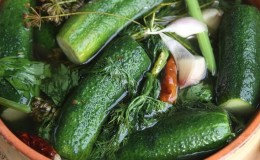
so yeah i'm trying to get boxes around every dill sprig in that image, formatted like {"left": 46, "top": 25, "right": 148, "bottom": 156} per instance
{"left": 41, "top": 0, "right": 83, "bottom": 24}
{"left": 31, "top": 97, "right": 60, "bottom": 141}
{"left": 89, "top": 48, "right": 171, "bottom": 160}
{"left": 104, "top": 57, "right": 137, "bottom": 96}
{"left": 41, "top": 0, "right": 71, "bottom": 24}
{"left": 24, "top": 0, "right": 85, "bottom": 27}
{"left": 81, "top": 56, "right": 138, "bottom": 97}
{"left": 23, "top": 0, "right": 143, "bottom": 28}
{"left": 90, "top": 96, "right": 170, "bottom": 159}
{"left": 23, "top": 4, "right": 43, "bottom": 28}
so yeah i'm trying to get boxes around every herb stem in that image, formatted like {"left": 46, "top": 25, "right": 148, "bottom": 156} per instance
{"left": 0, "top": 97, "right": 31, "bottom": 113}
{"left": 57, "top": 0, "right": 77, "bottom": 5}
{"left": 151, "top": 48, "right": 169, "bottom": 77}
{"left": 185, "top": 0, "right": 216, "bottom": 75}
{"left": 28, "top": 9, "right": 144, "bottom": 27}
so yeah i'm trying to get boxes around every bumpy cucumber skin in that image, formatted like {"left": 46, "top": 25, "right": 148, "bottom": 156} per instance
{"left": 57, "top": 0, "right": 172, "bottom": 64}
{"left": 0, "top": 0, "right": 33, "bottom": 105}
{"left": 216, "top": 5, "right": 260, "bottom": 107}
{"left": 0, "top": 0, "right": 33, "bottom": 58}
{"left": 117, "top": 108, "right": 234, "bottom": 160}
{"left": 53, "top": 36, "right": 151, "bottom": 160}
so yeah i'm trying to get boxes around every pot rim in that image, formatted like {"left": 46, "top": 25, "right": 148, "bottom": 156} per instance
{"left": 0, "top": 120, "right": 50, "bottom": 160}
{"left": 206, "top": 108, "right": 260, "bottom": 159}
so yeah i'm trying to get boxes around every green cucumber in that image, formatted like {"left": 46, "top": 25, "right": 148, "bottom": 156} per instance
{"left": 117, "top": 107, "right": 234, "bottom": 160}
{"left": 216, "top": 5, "right": 260, "bottom": 116}
{"left": 0, "top": 0, "right": 34, "bottom": 109}
{"left": 57, "top": 0, "right": 174, "bottom": 64}
{"left": 53, "top": 36, "right": 151, "bottom": 160}
{"left": 0, "top": 0, "right": 33, "bottom": 58}
{"left": 34, "top": 23, "right": 58, "bottom": 57}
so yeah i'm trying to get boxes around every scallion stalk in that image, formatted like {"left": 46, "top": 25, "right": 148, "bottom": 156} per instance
{"left": 185, "top": 0, "right": 216, "bottom": 75}
{"left": 0, "top": 97, "right": 31, "bottom": 113}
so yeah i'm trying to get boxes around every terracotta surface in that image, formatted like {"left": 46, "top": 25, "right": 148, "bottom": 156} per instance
{"left": 0, "top": 120, "right": 50, "bottom": 160}
{"left": 0, "top": 0, "right": 259, "bottom": 159}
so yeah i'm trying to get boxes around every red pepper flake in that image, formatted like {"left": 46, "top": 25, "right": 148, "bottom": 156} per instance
{"left": 16, "top": 132, "right": 61, "bottom": 160}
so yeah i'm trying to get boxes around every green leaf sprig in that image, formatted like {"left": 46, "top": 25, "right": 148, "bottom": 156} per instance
{"left": 0, "top": 57, "right": 51, "bottom": 99}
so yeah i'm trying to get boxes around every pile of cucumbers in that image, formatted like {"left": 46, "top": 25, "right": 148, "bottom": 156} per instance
{"left": 0, "top": 0, "right": 260, "bottom": 160}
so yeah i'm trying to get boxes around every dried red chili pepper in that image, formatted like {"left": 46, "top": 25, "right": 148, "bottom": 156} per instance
{"left": 16, "top": 132, "right": 61, "bottom": 160}
{"left": 160, "top": 55, "right": 178, "bottom": 103}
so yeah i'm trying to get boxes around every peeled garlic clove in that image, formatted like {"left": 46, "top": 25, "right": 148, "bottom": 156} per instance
{"left": 161, "top": 17, "right": 207, "bottom": 38}
{"left": 178, "top": 56, "right": 207, "bottom": 89}
{"left": 159, "top": 33, "right": 193, "bottom": 60}
{"left": 202, "top": 8, "right": 223, "bottom": 32}
{"left": 147, "top": 17, "right": 208, "bottom": 38}
{"left": 159, "top": 33, "right": 207, "bottom": 88}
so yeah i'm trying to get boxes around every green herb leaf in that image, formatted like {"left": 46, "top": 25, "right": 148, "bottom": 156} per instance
{"left": 0, "top": 57, "right": 51, "bottom": 99}
{"left": 90, "top": 51, "right": 171, "bottom": 159}
{"left": 40, "top": 64, "right": 79, "bottom": 105}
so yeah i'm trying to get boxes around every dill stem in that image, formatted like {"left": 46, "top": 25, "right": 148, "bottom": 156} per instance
{"left": 151, "top": 48, "right": 169, "bottom": 77}
{"left": 57, "top": 0, "right": 77, "bottom": 5}
{"left": 40, "top": 11, "right": 144, "bottom": 27}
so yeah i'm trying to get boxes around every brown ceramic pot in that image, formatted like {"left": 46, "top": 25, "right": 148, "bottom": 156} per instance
{"left": 0, "top": 110, "right": 259, "bottom": 160}
{"left": 0, "top": 0, "right": 259, "bottom": 159}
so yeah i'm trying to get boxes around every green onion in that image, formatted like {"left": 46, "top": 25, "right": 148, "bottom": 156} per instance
{"left": 185, "top": 0, "right": 216, "bottom": 75}
{"left": 0, "top": 97, "right": 31, "bottom": 113}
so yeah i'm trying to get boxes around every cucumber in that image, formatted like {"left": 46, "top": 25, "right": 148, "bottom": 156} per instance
{"left": 0, "top": 0, "right": 34, "bottom": 109}
{"left": 216, "top": 5, "right": 260, "bottom": 116}
{"left": 34, "top": 23, "right": 58, "bottom": 57}
{"left": 53, "top": 36, "right": 151, "bottom": 160}
{"left": 0, "top": 0, "right": 33, "bottom": 58}
{"left": 116, "top": 107, "right": 234, "bottom": 160}
{"left": 57, "top": 0, "right": 173, "bottom": 64}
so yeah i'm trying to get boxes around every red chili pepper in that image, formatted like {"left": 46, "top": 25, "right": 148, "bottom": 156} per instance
{"left": 16, "top": 132, "right": 60, "bottom": 160}
{"left": 160, "top": 55, "right": 178, "bottom": 104}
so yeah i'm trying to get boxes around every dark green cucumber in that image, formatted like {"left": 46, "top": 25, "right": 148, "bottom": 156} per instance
{"left": 57, "top": 0, "right": 174, "bottom": 64}
{"left": 117, "top": 107, "right": 234, "bottom": 160}
{"left": 34, "top": 23, "right": 58, "bottom": 56}
{"left": 53, "top": 36, "right": 151, "bottom": 160}
{"left": 216, "top": 5, "right": 260, "bottom": 116}
{"left": 0, "top": 0, "right": 33, "bottom": 58}
{"left": 0, "top": 0, "right": 34, "bottom": 95}
{"left": 0, "top": 0, "right": 34, "bottom": 110}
